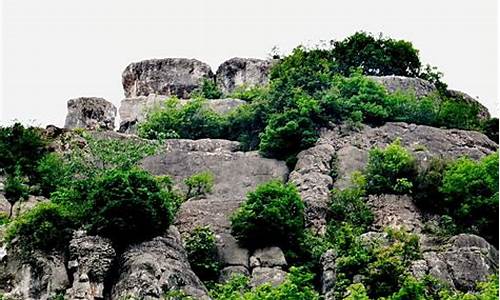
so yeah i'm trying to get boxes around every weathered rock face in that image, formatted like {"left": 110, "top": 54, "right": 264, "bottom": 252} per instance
{"left": 140, "top": 138, "right": 288, "bottom": 281}
{"left": 118, "top": 95, "right": 246, "bottom": 133}
{"left": 411, "top": 234, "right": 499, "bottom": 291}
{"left": 369, "top": 75, "right": 437, "bottom": 98}
{"left": 216, "top": 58, "right": 274, "bottom": 94}
{"left": 367, "top": 194, "right": 424, "bottom": 234}
{"left": 320, "top": 250, "right": 337, "bottom": 300}
{"left": 66, "top": 231, "right": 115, "bottom": 300}
{"left": 0, "top": 248, "right": 69, "bottom": 300}
{"left": 291, "top": 122, "right": 498, "bottom": 234}
{"left": 11, "top": 195, "right": 49, "bottom": 218}
{"left": 122, "top": 58, "right": 213, "bottom": 99}
{"left": 249, "top": 247, "right": 287, "bottom": 287}
{"left": 64, "top": 97, "right": 117, "bottom": 131}
{"left": 111, "top": 226, "right": 209, "bottom": 300}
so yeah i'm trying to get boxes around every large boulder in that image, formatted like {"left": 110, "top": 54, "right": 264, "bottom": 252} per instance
{"left": 367, "top": 194, "right": 424, "bottom": 234}
{"left": 249, "top": 247, "right": 287, "bottom": 287}
{"left": 410, "top": 234, "right": 499, "bottom": 291}
{"left": 216, "top": 58, "right": 274, "bottom": 94}
{"left": 140, "top": 139, "right": 288, "bottom": 281}
{"left": 118, "top": 95, "right": 245, "bottom": 133}
{"left": 64, "top": 97, "right": 117, "bottom": 131}
{"left": 291, "top": 122, "right": 498, "bottom": 233}
{"left": 369, "top": 75, "right": 437, "bottom": 98}
{"left": 111, "top": 226, "right": 209, "bottom": 300}
{"left": 0, "top": 248, "right": 69, "bottom": 300}
{"left": 65, "top": 230, "right": 116, "bottom": 300}
{"left": 122, "top": 58, "right": 213, "bottom": 99}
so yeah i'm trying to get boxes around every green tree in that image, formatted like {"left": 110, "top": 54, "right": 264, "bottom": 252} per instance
{"left": 185, "top": 226, "right": 221, "bottom": 282}
{"left": 231, "top": 180, "right": 305, "bottom": 249}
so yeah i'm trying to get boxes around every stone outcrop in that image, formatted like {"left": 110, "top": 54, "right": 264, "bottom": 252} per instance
{"left": 111, "top": 226, "right": 209, "bottom": 300}
{"left": 369, "top": 75, "right": 437, "bottom": 98}
{"left": 367, "top": 194, "right": 424, "bottom": 234}
{"left": 320, "top": 250, "right": 337, "bottom": 300}
{"left": 122, "top": 58, "right": 212, "bottom": 99}
{"left": 291, "top": 122, "right": 498, "bottom": 233}
{"left": 118, "top": 95, "right": 245, "bottom": 133}
{"left": 66, "top": 231, "right": 115, "bottom": 300}
{"left": 411, "top": 234, "right": 499, "bottom": 291}
{"left": 140, "top": 138, "right": 288, "bottom": 282}
{"left": 11, "top": 195, "right": 49, "bottom": 218}
{"left": 64, "top": 97, "right": 117, "bottom": 131}
{"left": 216, "top": 58, "right": 274, "bottom": 94}
{"left": 249, "top": 247, "right": 287, "bottom": 287}
{"left": 0, "top": 248, "right": 69, "bottom": 300}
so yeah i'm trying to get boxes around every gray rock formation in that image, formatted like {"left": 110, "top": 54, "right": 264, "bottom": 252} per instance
{"left": 291, "top": 122, "right": 498, "bottom": 233}
{"left": 216, "top": 58, "right": 274, "bottom": 94}
{"left": 111, "top": 226, "right": 209, "bottom": 300}
{"left": 249, "top": 247, "right": 287, "bottom": 287}
{"left": 66, "top": 230, "right": 115, "bottom": 300}
{"left": 369, "top": 75, "right": 437, "bottom": 98}
{"left": 122, "top": 58, "right": 213, "bottom": 98}
{"left": 118, "top": 95, "right": 245, "bottom": 133}
{"left": 410, "top": 234, "right": 499, "bottom": 291}
{"left": 0, "top": 248, "right": 69, "bottom": 300}
{"left": 320, "top": 250, "right": 337, "bottom": 300}
{"left": 64, "top": 97, "right": 117, "bottom": 131}
{"left": 140, "top": 138, "right": 288, "bottom": 283}
{"left": 367, "top": 194, "right": 424, "bottom": 234}
{"left": 11, "top": 195, "right": 49, "bottom": 218}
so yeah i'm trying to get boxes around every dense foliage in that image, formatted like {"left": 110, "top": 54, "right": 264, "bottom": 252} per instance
{"left": 185, "top": 226, "right": 221, "bottom": 282}
{"left": 209, "top": 267, "right": 319, "bottom": 300}
{"left": 364, "top": 141, "right": 417, "bottom": 194}
{"left": 231, "top": 180, "right": 305, "bottom": 249}
{"left": 331, "top": 31, "right": 421, "bottom": 77}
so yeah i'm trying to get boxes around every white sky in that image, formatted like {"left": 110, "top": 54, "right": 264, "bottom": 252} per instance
{"left": 1, "top": 0, "right": 498, "bottom": 127}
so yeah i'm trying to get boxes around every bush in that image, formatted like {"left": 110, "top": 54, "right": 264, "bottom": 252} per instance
{"left": 480, "top": 117, "right": 499, "bottom": 143}
{"left": 413, "top": 158, "right": 450, "bottom": 213}
{"left": 228, "top": 85, "right": 269, "bottom": 102}
{"left": 332, "top": 31, "right": 421, "bottom": 77}
{"left": 209, "top": 267, "right": 319, "bottom": 300}
{"left": 138, "top": 98, "right": 226, "bottom": 140}
{"left": 34, "top": 153, "right": 70, "bottom": 197}
{"left": 184, "top": 171, "right": 215, "bottom": 199}
{"left": 87, "top": 168, "right": 177, "bottom": 249}
{"left": 185, "top": 226, "right": 221, "bottom": 282}
{"left": 330, "top": 186, "right": 373, "bottom": 232}
{"left": 365, "top": 141, "right": 417, "bottom": 195}
{"left": 194, "top": 78, "right": 223, "bottom": 99}
{"left": 0, "top": 123, "right": 47, "bottom": 177}
{"left": 231, "top": 180, "right": 305, "bottom": 249}
{"left": 259, "top": 95, "right": 321, "bottom": 161}
{"left": 436, "top": 99, "right": 481, "bottom": 130}
{"left": 4, "top": 167, "right": 30, "bottom": 217}
{"left": 6, "top": 202, "right": 74, "bottom": 253}
{"left": 440, "top": 152, "right": 498, "bottom": 245}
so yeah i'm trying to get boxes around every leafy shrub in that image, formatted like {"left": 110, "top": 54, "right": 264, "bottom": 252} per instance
{"left": 413, "top": 158, "right": 450, "bottom": 212}
{"left": 194, "top": 78, "right": 223, "bottom": 99}
{"left": 87, "top": 168, "right": 177, "bottom": 249}
{"left": 33, "top": 153, "right": 70, "bottom": 197}
{"left": 6, "top": 202, "right": 74, "bottom": 253}
{"left": 231, "top": 180, "right": 305, "bottom": 249}
{"left": 440, "top": 152, "right": 498, "bottom": 245}
{"left": 185, "top": 226, "right": 221, "bottom": 281}
{"left": 184, "top": 171, "right": 215, "bottom": 199}
{"left": 480, "top": 117, "right": 499, "bottom": 143}
{"left": 268, "top": 46, "right": 337, "bottom": 110}
{"left": 4, "top": 167, "right": 30, "bottom": 217}
{"left": 209, "top": 267, "right": 319, "bottom": 300}
{"left": 138, "top": 98, "right": 226, "bottom": 140}
{"left": 0, "top": 123, "right": 47, "bottom": 177}
{"left": 437, "top": 99, "right": 481, "bottom": 131}
{"left": 228, "top": 85, "right": 269, "bottom": 102}
{"left": 330, "top": 186, "right": 373, "bottom": 232}
{"left": 332, "top": 31, "right": 421, "bottom": 77}
{"left": 365, "top": 141, "right": 417, "bottom": 195}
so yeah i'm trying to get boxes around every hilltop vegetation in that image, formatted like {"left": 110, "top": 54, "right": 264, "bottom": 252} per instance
{"left": 0, "top": 32, "right": 498, "bottom": 300}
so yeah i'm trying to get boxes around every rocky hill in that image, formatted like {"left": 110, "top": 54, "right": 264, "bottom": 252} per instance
{"left": 0, "top": 33, "right": 498, "bottom": 300}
